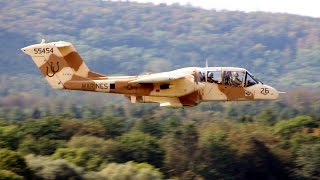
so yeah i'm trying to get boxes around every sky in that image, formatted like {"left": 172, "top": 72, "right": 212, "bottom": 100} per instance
{"left": 126, "top": 0, "right": 320, "bottom": 18}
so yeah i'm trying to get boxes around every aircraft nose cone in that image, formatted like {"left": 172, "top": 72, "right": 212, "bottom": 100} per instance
{"left": 266, "top": 86, "right": 279, "bottom": 100}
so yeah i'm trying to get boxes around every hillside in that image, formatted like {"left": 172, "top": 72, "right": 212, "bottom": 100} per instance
{"left": 1, "top": 0, "right": 320, "bottom": 90}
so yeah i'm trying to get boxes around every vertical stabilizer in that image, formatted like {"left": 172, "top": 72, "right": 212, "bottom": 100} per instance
{"left": 21, "top": 40, "right": 106, "bottom": 89}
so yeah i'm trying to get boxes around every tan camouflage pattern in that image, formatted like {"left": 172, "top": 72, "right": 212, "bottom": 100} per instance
{"left": 22, "top": 40, "right": 279, "bottom": 107}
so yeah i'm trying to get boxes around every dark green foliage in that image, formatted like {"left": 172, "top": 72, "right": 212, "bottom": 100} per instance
{"left": 98, "top": 116, "right": 126, "bottom": 138}
{"left": 133, "top": 117, "right": 163, "bottom": 137}
{"left": 20, "top": 117, "right": 64, "bottom": 139}
{"left": 274, "top": 115, "right": 319, "bottom": 138}
{"left": 0, "top": 149, "right": 31, "bottom": 178}
{"left": 60, "top": 119, "right": 106, "bottom": 138}
{"left": 256, "top": 108, "right": 277, "bottom": 125}
{"left": 0, "top": 125, "right": 21, "bottom": 150}
{"left": 19, "top": 136, "right": 65, "bottom": 155}
{"left": 0, "top": 112, "right": 317, "bottom": 179}
{"left": 294, "top": 144, "right": 320, "bottom": 179}
{"left": 238, "top": 138, "right": 290, "bottom": 180}
{"left": 162, "top": 123, "right": 199, "bottom": 177}
{"left": 180, "top": 171, "right": 204, "bottom": 180}
{"left": 0, "top": 169, "right": 23, "bottom": 180}
{"left": 52, "top": 148, "right": 103, "bottom": 171}
{"left": 18, "top": 117, "right": 66, "bottom": 155}
{"left": 67, "top": 135, "right": 124, "bottom": 163}
{"left": 0, "top": 80, "right": 318, "bottom": 180}
{"left": 195, "top": 131, "right": 240, "bottom": 180}
{"left": 117, "top": 131, "right": 164, "bottom": 167}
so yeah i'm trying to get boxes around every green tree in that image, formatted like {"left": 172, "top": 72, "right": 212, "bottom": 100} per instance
{"left": 195, "top": 131, "right": 239, "bottom": 179}
{"left": 20, "top": 117, "right": 64, "bottom": 139}
{"left": 274, "top": 115, "right": 319, "bottom": 138}
{"left": 294, "top": 144, "right": 320, "bottom": 179}
{"left": 238, "top": 138, "right": 289, "bottom": 179}
{"left": 60, "top": 119, "right": 106, "bottom": 138}
{"left": 0, "top": 125, "right": 21, "bottom": 150}
{"left": 52, "top": 148, "right": 103, "bottom": 171}
{"left": 86, "top": 161, "right": 163, "bottom": 180}
{"left": 67, "top": 135, "right": 124, "bottom": 163}
{"left": 26, "top": 154, "right": 84, "bottom": 180}
{"left": 285, "top": 133, "right": 320, "bottom": 151}
{"left": 117, "top": 131, "right": 164, "bottom": 167}
{"left": 0, "top": 169, "right": 23, "bottom": 180}
{"left": 160, "top": 117, "right": 183, "bottom": 134}
{"left": 67, "top": 135, "right": 106, "bottom": 152}
{"left": 256, "top": 109, "right": 277, "bottom": 125}
{"left": 162, "top": 123, "right": 198, "bottom": 177}
{"left": 98, "top": 116, "right": 126, "bottom": 138}
{"left": 0, "top": 149, "right": 31, "bottom": 178}
{"left": 133, "top": 117, "right": 163, "bottom": 137}
{"left": 19, "top": 135, "right": 65, "bottom": 155}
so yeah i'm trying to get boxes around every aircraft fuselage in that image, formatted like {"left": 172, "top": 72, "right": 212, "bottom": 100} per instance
{"left": 21, "top": 40, "right": 279, "bottom": 107}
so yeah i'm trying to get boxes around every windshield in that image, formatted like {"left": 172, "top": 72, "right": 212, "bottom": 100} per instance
{"left": 245, "top": 72, "right": 262, "bottom": 87}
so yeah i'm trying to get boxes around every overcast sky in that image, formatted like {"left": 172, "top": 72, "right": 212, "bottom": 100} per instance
{"left": 126, "top": 0, "right": 320, "bottom": 18}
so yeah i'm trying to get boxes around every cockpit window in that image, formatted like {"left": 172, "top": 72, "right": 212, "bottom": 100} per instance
{"left": 223, "top": 71, "right": 245, "bottom": 86}
{"left": 207, "top": 71, "right": 222, "bottom": 84}
{"left": 245, "top": 72, "right": 259, "bottom": 87}
{"left": 199, "top": 71, "right": 206, "bottom": 82}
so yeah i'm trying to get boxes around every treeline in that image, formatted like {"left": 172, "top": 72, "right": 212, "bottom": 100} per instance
{"left": 1, "top": 86, "right": 319, "bottom": 124}
{"left": 0, "top": 113, "right": 319, "bottom": 179}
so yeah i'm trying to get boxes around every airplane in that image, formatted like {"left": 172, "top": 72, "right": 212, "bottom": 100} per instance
{"left": 21, "top": 40, "right": 280, "bottom": 107}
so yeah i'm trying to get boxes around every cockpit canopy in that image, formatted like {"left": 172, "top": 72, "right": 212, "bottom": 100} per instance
{"left": 198, "top": 68, "right": 262, "bottom": 87}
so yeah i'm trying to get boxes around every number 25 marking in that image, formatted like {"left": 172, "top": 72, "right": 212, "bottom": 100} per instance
{"left": 261, "top": 88, "right": 269, "bottom": 95}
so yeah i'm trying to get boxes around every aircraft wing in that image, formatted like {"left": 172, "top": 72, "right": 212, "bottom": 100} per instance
{"left": 129, "top": 72, "right": 187, "bottom": 83}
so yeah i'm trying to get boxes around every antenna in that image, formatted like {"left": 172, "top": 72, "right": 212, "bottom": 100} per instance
{"left": 205, "top": 58, "right": 208, "bottom": 68}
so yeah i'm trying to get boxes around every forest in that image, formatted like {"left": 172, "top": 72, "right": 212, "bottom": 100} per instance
{"left": 0, "top": 94, "right": 320, "bottom": 179}
{"left": 0, "top": 0, "right": 320, "bottom": 179}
